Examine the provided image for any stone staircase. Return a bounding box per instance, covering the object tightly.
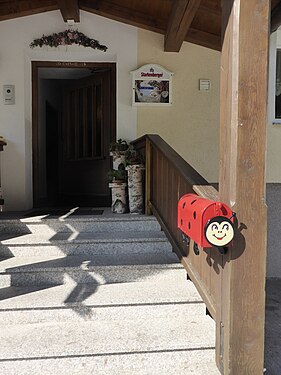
[0,209,220,375]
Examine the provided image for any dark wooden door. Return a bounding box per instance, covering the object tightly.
[46,101,59,206]
[60,71,112,206]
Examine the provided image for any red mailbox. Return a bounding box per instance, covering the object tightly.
[178,193,235,252]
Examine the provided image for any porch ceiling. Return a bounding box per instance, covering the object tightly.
[0,0,280,52]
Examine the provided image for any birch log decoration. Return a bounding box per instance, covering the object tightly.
[110,151,127,171]
[126,164,145,214]
[108,182,128,213]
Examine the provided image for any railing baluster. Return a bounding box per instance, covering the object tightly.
[145,138,152,215]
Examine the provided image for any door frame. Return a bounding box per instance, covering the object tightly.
[31,61,116,207]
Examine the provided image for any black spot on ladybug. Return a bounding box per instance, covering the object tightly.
[221,206,228,215]
[193,211,196,219]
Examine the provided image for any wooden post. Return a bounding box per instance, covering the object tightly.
[218,1,269,374]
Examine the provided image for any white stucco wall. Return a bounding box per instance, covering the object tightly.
[0,10,137,210]
[137,29,221,183]
[137,29,281,185]
[2,13,281,211]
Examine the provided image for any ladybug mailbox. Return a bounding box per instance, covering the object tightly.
[178,193,235,254]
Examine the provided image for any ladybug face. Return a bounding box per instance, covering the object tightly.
[205,216,234,247]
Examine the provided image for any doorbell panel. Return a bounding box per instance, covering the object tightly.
[3,85,15,105]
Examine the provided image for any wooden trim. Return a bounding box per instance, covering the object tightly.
[57,0,80,22]
[32,62,39,207]
[31,61,116,208]
[165,0,202,52]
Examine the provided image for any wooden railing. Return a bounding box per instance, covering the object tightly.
[132,134,221,321]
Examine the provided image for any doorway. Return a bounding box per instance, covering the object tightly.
[32,61,116,208]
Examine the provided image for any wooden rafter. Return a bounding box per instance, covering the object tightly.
[0,0,222,51]
[199,4,221,17]
[186,28,221,51]
[80,0,166,33]
[57,0,80,22]
[1,0,281,51]
[81,0,220,51]
[0,0,57,21]
[164,0,202,52]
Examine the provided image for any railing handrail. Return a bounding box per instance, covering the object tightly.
[132,134,218,200]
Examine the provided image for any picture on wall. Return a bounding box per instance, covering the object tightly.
[131,64,173,106]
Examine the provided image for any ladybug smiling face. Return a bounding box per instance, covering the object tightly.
[205,216,234,247]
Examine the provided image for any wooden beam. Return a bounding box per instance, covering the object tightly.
[80,0,166,33]
[218,0,269,374]
[81,0,220,51]
[164,0,202,52]
[199,3,221,17]
[0,0,57,21]
[57,0,80,22]
[271,2,281,32]
[186,28,221,51]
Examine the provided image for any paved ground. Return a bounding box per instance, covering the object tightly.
[265,278,281,375]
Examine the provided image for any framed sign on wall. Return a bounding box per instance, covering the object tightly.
[131,64,173,106]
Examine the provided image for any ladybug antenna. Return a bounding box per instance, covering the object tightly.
[230,212,236,220]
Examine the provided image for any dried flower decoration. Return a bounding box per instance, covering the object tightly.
[29,29,107,52]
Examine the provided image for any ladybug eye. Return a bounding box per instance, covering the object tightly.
[212,224,218,231]
[222,223,229,231]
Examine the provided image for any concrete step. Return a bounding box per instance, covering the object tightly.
[0,349,220,375]
[0,279,201,324]
[0,278,201,309]
[0,214,161,235]
[0,316,217,374]
[0,211,220,374]
[0,297,204,325]
[0,253,182,287]
[0,231,171,257]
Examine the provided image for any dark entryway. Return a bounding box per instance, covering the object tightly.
[32,61,116,208]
